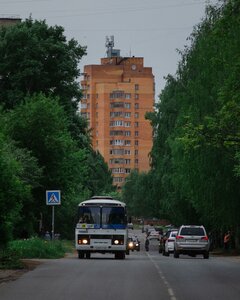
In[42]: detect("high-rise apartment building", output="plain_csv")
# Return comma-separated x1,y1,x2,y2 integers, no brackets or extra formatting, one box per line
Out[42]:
0,16,21,27
80,37,154,188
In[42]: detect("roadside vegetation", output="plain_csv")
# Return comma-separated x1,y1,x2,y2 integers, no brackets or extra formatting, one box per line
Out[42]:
0,238,74,269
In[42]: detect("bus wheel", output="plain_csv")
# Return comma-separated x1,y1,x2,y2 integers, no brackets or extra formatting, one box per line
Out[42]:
78,251,84,259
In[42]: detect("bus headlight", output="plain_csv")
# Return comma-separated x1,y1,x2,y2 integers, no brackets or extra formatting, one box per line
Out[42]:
78,235,90,245
112,235,124,245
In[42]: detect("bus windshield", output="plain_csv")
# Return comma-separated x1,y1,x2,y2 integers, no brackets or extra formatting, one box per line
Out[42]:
78,206,126,229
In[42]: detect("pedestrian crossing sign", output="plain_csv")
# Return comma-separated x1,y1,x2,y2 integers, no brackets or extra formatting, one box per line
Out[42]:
46,190,61,205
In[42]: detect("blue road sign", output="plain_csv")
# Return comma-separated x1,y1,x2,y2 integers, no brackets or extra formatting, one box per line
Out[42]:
46,190,61,205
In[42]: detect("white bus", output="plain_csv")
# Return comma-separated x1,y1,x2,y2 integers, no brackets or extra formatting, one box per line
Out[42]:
75,196,128,259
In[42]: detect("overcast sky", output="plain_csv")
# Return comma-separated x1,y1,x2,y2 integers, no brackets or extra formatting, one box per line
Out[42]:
1,0,220,98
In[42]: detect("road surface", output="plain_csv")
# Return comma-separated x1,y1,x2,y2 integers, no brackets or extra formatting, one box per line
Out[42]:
0,231,240,300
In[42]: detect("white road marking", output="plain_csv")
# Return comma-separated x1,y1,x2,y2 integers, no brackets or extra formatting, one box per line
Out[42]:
147,252,177,300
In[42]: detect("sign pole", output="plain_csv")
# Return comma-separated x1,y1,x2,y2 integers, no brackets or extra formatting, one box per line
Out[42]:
52,206,55,240
46,190,61,241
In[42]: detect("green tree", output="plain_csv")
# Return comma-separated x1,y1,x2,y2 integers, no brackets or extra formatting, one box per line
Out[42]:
0,18,86,115
4,94,89,238
0,18,114,239
0,109,42,246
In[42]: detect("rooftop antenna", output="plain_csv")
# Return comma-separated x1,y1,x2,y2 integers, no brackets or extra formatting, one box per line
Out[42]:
105,35,114,58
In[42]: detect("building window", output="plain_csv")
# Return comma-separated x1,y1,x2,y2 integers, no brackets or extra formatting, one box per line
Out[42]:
135,159,139,164
124,150,131,155
110,140,124,145
110,120,124,127
125,131,131,136
124,140,131,146
110,158,125,164
111,168,125,174
110,91,124,99
135,131,139,137
124,103,131,109
135,84,139,91
125,121,131,127
135,103,139,109
135,140,139,146
134,122,139,127
125,93,131,99
134,112,139,118
110,149,124,155
125,168,131,174
113,177,124,183
125,159,131,165
110,111,123,118
81,112,88,118
81,103,87,109
135,150,138,155
135,94,139,100
110,102,124,108
110,130,124,136
125,112,131,118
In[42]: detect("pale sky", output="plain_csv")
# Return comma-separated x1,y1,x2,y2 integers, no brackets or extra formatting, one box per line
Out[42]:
1,0,220,99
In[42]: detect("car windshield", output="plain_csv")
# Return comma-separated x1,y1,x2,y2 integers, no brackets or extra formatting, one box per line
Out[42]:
180,227,205,236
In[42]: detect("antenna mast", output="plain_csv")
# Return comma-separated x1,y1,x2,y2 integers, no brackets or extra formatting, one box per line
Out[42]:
105,35,114,58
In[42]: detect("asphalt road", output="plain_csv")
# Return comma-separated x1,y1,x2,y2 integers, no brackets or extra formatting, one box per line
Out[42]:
0,231,240,300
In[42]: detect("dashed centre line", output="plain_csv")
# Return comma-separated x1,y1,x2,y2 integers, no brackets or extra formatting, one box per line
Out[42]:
147,253,177,300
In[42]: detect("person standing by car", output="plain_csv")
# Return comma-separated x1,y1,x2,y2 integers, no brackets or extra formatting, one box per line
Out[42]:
145,238,149,251
223,231,231,251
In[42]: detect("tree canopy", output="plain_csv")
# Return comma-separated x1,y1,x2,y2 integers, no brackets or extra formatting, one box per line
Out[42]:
122,0,240,246
0,18,114,246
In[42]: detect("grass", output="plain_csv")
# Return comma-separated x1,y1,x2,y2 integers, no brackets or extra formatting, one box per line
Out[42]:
0,238,74,269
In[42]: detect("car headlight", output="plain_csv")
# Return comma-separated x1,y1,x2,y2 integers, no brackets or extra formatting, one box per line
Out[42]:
114,239,119,245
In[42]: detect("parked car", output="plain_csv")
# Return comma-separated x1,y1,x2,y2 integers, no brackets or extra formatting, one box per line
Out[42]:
174,225,210,259
163,230,178,256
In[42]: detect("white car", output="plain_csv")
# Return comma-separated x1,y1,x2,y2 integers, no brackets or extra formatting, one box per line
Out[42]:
163,230,178,256
174,225,210,259
148,230,160,240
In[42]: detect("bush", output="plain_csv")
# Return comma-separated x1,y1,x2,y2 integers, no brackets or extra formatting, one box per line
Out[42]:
0,248,24,269
8,237,72,259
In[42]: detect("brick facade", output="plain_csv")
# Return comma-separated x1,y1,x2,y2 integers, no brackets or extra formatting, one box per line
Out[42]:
80,55,154,188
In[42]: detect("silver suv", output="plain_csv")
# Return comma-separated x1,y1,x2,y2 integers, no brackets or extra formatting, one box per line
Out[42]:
174,225,210,259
